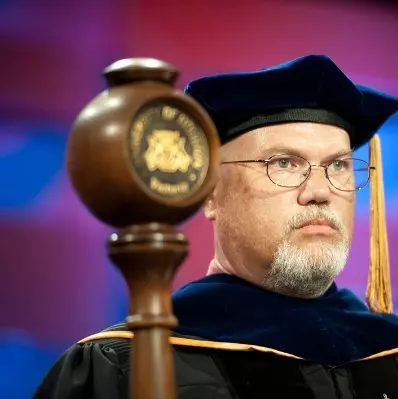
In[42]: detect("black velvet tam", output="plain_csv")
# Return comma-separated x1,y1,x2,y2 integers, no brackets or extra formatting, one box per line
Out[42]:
184,54,398,149
172,273,398,366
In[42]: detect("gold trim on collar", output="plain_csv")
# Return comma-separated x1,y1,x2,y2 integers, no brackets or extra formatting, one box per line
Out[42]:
357,348,398,361
78,331,302,359
78,330,398,362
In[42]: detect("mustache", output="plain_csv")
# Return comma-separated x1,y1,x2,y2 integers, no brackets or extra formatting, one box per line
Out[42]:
286,205,346,233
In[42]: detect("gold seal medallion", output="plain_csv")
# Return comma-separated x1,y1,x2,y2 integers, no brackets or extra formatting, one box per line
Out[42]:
129,102,210,201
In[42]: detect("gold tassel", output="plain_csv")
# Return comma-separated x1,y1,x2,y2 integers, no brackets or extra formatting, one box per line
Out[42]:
366,134,393,313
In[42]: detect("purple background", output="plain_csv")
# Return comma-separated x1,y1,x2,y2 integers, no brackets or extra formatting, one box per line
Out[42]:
0,0,397,397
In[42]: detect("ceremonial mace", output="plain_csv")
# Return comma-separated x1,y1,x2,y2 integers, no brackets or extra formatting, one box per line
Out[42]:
66,58,219,399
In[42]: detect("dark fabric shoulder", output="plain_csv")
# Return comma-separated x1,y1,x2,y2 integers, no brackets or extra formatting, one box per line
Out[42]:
33,326,233,399
213,350,398,399
33,337,128,399
33,321,398,399
349,355,398,397
33,327,398,399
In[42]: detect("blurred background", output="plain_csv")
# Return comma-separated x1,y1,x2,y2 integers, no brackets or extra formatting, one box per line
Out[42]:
0,0,397,397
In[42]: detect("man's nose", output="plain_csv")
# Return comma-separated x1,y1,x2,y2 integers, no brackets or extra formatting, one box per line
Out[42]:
297,167,331,205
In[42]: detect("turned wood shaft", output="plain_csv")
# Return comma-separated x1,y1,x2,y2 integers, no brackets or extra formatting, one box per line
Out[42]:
108,223,188,399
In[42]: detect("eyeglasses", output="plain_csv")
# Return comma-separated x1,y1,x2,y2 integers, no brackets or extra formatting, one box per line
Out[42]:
221,154,375,192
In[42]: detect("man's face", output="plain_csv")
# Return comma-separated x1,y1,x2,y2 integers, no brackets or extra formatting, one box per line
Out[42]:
205,122,356,298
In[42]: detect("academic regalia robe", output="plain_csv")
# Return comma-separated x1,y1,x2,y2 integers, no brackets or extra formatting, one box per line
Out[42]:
34,273,398,399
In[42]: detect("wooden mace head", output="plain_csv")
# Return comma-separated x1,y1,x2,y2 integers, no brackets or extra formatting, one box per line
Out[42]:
66,58,220,227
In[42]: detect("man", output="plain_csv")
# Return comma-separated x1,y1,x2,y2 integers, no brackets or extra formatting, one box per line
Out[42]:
34,54,398,398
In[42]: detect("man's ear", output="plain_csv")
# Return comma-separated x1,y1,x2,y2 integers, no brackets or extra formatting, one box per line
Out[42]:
202,191,217,221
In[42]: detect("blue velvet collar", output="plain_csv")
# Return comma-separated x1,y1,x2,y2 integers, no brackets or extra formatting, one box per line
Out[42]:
172,273,398,366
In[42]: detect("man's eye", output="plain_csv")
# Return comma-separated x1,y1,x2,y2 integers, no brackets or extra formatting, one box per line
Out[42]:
268,155,305,170
277,158,291,168
331,160,345,171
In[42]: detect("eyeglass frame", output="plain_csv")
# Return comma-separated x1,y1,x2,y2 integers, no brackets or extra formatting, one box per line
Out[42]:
221,154,376,192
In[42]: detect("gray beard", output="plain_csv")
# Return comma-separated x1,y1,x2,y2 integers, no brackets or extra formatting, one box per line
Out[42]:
262,238,349,298
261,205,350,298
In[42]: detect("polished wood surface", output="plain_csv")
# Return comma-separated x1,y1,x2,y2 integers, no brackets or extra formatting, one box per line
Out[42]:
67,58,219,227
109,223,187,399
66,58,219,399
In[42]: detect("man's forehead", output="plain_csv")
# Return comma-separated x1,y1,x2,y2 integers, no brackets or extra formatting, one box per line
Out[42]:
221,122,351,157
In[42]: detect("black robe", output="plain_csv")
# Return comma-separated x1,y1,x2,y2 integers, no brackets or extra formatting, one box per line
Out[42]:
34,274,398,398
